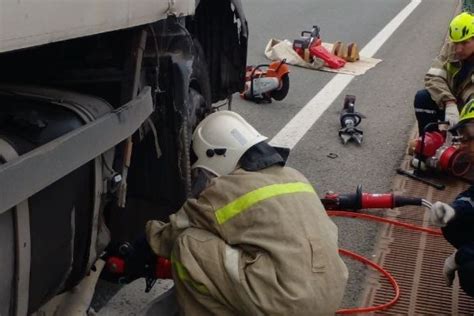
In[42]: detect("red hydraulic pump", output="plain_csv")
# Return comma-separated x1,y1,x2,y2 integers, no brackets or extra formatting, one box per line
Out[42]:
411,130,471,177
292,25,346,69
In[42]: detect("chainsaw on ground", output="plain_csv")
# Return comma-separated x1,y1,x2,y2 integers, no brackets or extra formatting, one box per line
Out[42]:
292,25,346,69
240,59,290,103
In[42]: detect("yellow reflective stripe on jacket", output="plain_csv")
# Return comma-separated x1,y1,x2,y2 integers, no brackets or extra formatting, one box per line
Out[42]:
215,182,315,225
171,253,209,295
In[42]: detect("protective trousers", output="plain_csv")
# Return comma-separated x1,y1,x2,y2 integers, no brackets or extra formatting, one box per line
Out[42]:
171,228,259,316
414,89,445,135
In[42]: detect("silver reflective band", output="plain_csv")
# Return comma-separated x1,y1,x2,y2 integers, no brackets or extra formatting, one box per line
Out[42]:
427,67,447,79
415,108,437,114
458,197,474,207
224,245,240,284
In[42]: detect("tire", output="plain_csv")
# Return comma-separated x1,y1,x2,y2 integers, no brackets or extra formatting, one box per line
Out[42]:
187,39,212,130
178,38,212,197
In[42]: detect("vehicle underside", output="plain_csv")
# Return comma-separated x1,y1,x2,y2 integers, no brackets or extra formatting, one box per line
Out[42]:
0,0,248,314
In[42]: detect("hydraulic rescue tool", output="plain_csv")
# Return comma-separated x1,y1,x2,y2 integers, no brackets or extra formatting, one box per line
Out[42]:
102,240,172,292
321,184,425,211
397,122,471,189
322,186,440,315
292,25,346,69
240,59,290,103
339,95,364,144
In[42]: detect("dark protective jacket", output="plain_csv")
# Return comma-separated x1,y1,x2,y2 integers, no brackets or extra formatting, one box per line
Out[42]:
446,186,474,297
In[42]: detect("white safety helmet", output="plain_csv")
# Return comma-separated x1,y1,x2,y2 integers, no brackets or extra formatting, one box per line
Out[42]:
191,111,268,176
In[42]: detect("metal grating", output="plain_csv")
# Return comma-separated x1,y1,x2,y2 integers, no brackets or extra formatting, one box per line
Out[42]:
361,152,474,314
464,0,474,13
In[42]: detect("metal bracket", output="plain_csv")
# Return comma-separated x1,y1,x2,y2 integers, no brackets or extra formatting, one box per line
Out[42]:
0,87,154,214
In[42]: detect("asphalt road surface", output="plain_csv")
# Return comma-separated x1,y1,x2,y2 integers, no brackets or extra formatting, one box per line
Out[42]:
96,0,460,312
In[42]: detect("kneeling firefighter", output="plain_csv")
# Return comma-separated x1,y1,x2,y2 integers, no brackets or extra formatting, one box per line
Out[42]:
429,99,474,297
146,111,348,315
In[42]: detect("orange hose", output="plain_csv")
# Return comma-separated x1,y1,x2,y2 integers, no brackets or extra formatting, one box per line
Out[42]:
329,209,443,314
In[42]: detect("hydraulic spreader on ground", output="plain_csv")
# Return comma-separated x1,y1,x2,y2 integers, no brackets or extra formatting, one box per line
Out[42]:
339,95,364,144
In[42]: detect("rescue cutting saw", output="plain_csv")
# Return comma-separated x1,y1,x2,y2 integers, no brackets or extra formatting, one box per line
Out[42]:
240,59,290,103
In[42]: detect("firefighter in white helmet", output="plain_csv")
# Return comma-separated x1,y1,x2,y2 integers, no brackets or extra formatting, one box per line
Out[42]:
146,110,348,315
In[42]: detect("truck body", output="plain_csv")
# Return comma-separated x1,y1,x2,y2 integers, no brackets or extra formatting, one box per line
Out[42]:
1,0,193,53
0,0,248,314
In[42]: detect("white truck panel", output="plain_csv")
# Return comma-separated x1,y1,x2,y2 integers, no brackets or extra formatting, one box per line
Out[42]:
0,0,195,53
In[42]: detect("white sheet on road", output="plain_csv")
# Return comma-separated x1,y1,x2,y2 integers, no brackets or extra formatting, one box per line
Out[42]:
264,38,382,76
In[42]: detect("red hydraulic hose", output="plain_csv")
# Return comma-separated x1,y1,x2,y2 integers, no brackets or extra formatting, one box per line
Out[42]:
329,209,443,314
336,248,399,314
327,210,443,236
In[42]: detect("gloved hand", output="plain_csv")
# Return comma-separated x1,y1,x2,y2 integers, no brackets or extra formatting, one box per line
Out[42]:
430,201,456,227
101,235,157,284
444,251,459,287
444,102,460,127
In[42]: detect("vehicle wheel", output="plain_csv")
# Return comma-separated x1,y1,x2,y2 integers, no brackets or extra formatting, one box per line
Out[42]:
179,39,212,196
187,39,212,130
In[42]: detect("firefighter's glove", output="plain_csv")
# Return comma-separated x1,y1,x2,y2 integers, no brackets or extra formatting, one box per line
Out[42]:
443,251,459,287
430,201,455,227
125,235,157,281
444,103,460,127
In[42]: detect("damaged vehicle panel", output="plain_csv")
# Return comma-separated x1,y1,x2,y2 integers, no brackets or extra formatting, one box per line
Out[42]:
0,0,248,314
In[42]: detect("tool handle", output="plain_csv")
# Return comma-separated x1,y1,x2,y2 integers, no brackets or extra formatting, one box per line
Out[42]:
392,196,423,207
361,193,422,208
361,193,394,209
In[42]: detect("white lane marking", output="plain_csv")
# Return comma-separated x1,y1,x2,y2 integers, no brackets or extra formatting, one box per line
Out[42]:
270,0,422,149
